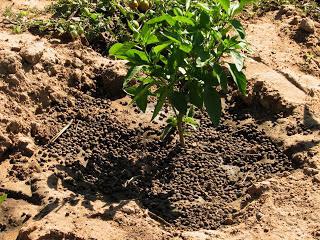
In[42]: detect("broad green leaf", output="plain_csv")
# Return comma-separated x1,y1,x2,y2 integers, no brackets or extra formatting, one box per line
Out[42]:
152,87,168,120
146,35,159,45
204,86,221,126
230,50,244,71
126,49,149,63
109,42,135,56
153,41,172,55
213,65,228,92
173,16,195,26
227,63,247,95
230,19,245,39
187,80,203,109
170,91,188,114
200,12,210,28
162,32,181,43
147,14,175,26
133,84,151,112
218,0,230,11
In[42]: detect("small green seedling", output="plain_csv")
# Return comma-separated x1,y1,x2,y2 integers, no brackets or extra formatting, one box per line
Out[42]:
0,193,7,205
110,0,254,146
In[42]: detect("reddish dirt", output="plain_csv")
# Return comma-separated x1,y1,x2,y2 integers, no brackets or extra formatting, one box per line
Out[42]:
0,1,319,240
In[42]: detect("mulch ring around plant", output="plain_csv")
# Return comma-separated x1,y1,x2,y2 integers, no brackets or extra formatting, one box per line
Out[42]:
16,95,296,230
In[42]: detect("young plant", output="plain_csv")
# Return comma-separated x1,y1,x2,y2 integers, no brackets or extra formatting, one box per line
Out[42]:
0,193,7,205
110,0,253,147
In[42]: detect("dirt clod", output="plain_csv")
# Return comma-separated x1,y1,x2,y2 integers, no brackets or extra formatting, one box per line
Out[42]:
20,42,44,65
299,18,315,34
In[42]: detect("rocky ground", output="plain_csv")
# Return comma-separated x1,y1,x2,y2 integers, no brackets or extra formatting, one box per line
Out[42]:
0,1,320,240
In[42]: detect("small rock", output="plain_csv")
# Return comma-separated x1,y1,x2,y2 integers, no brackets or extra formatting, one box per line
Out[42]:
289,16,300,25
49,38,61,44
0,50,22,74
303,167,319,176
72,58,84,69
15,134,36,157
5,74,21,87
6,120,25,134
121,205,136,214
312,174,320,183
256,212,263,221
246,181,271,197
20,42,45,65
11,46,21,52
223,215,234,225
299,18,315,34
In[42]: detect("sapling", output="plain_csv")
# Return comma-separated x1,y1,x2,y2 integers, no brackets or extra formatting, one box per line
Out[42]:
110,0,254,147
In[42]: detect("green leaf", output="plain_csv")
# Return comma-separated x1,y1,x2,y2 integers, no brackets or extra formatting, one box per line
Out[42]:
227,63,247,95
173,16,195,26
109,42,135,56
146,35,159,45
213,65,228,93
126,49,149,63
183,116,199,130
188,80,203,108
230,50,244,71
179,43,192,53
153,41,172,55
186,0,191,11
170,91,188,114
124,65,143,88
133,84,151,112
161,124,174,140
218,0,230,11
204,85,221,126
0,193,7,204
162,31,181,43
200,12,210,28
152,87,168,120
230,19,245,39
147,14,175,26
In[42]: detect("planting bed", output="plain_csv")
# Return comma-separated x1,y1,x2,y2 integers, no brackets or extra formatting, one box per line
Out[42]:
10,93,295,231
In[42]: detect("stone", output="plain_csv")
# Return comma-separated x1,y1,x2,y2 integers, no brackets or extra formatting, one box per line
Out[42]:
14,134,36,157
313,174,320,183
256,212,264,221
299,18,315,34
72,58,84,69
20,42,45,65
246,181,271,197
0,50,22,74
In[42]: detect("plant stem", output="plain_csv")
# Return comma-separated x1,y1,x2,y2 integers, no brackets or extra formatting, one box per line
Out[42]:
177,112,185,147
